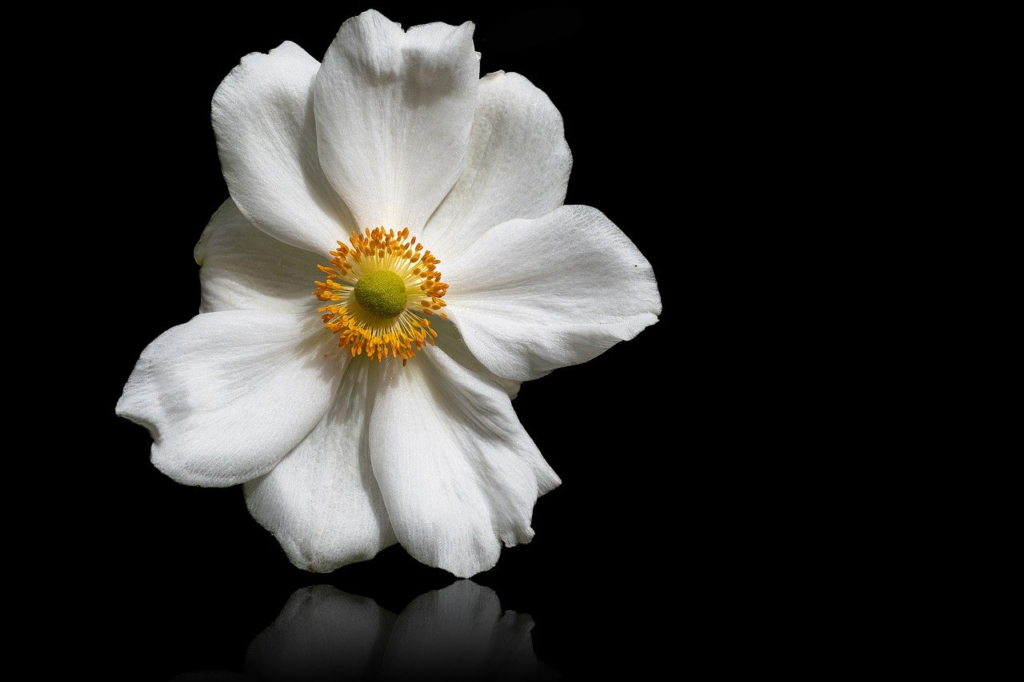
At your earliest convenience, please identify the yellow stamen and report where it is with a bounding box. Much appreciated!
[312,226,448,363]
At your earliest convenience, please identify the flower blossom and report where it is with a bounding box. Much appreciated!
[118,10,661,577]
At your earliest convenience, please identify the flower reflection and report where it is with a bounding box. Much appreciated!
[174,581,556,680]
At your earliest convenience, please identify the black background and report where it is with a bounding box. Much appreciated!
[95,5,699,678]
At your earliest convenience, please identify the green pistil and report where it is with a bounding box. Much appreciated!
[354,270,407,318]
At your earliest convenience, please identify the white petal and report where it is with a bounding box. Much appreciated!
[244,361,396,572]
[117,311,342,487]
[425,71,572,259]
[194,199,324,314]
[432,316,521,399]
[212,41,354,253]
[246,585,395,681]
[370,348,559,578]
[315,10,479,231]
[444,206,662,381]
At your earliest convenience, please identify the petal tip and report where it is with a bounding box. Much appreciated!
[402,534,500,579]
[500,526,535,548]
[539,472,562,496]
[115,389,158,439]
[442,558,497,580]
[270,40,303,55]
[149,449,222,489]
[283,545,386,574]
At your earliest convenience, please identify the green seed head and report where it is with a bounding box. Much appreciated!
[354,270,407,318]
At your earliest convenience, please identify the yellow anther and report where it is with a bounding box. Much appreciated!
[312,227,449,363]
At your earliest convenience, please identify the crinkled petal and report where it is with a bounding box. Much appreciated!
[244,361,396,572]
[194,199,324,314]
[444,206,661,382]
[370,348,559,578]
[117,311,341,487]
[314,10,479,232]
[425,71,572,260]
[213,41,354,253]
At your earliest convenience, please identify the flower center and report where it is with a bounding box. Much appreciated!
[313,227,448,364]
[353,270,407,318]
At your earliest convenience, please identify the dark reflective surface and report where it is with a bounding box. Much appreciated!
[172,582,556,681]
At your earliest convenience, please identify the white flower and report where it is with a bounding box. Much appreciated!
[117,10,661,578]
